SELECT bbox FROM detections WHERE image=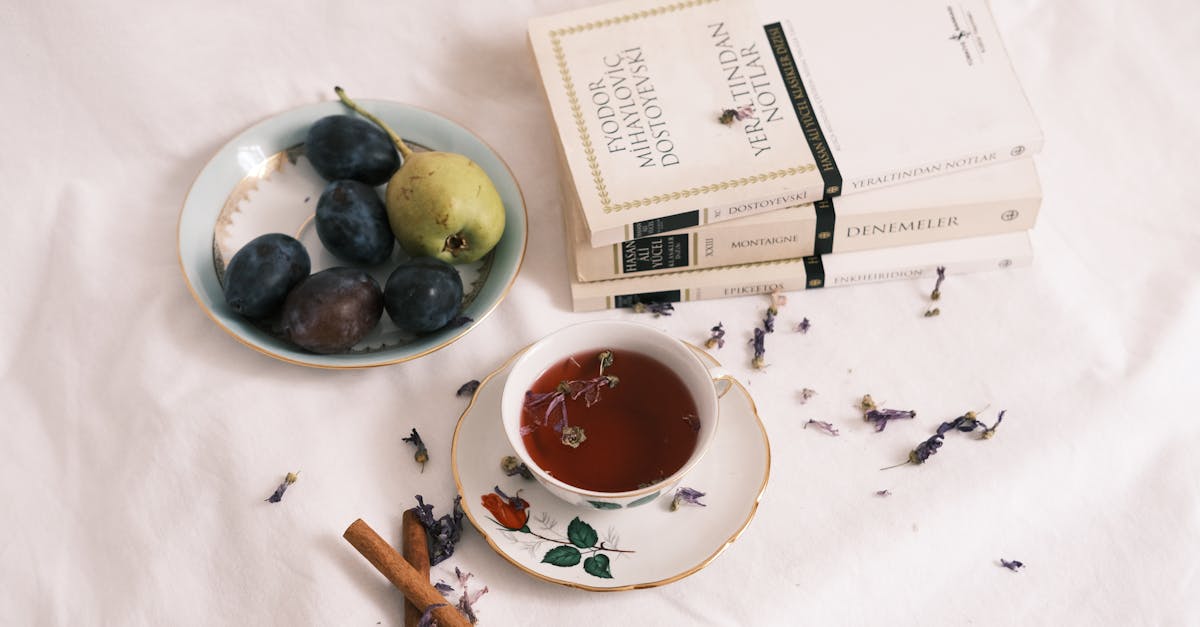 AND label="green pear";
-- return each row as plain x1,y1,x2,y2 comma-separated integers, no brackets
335,88,506,264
